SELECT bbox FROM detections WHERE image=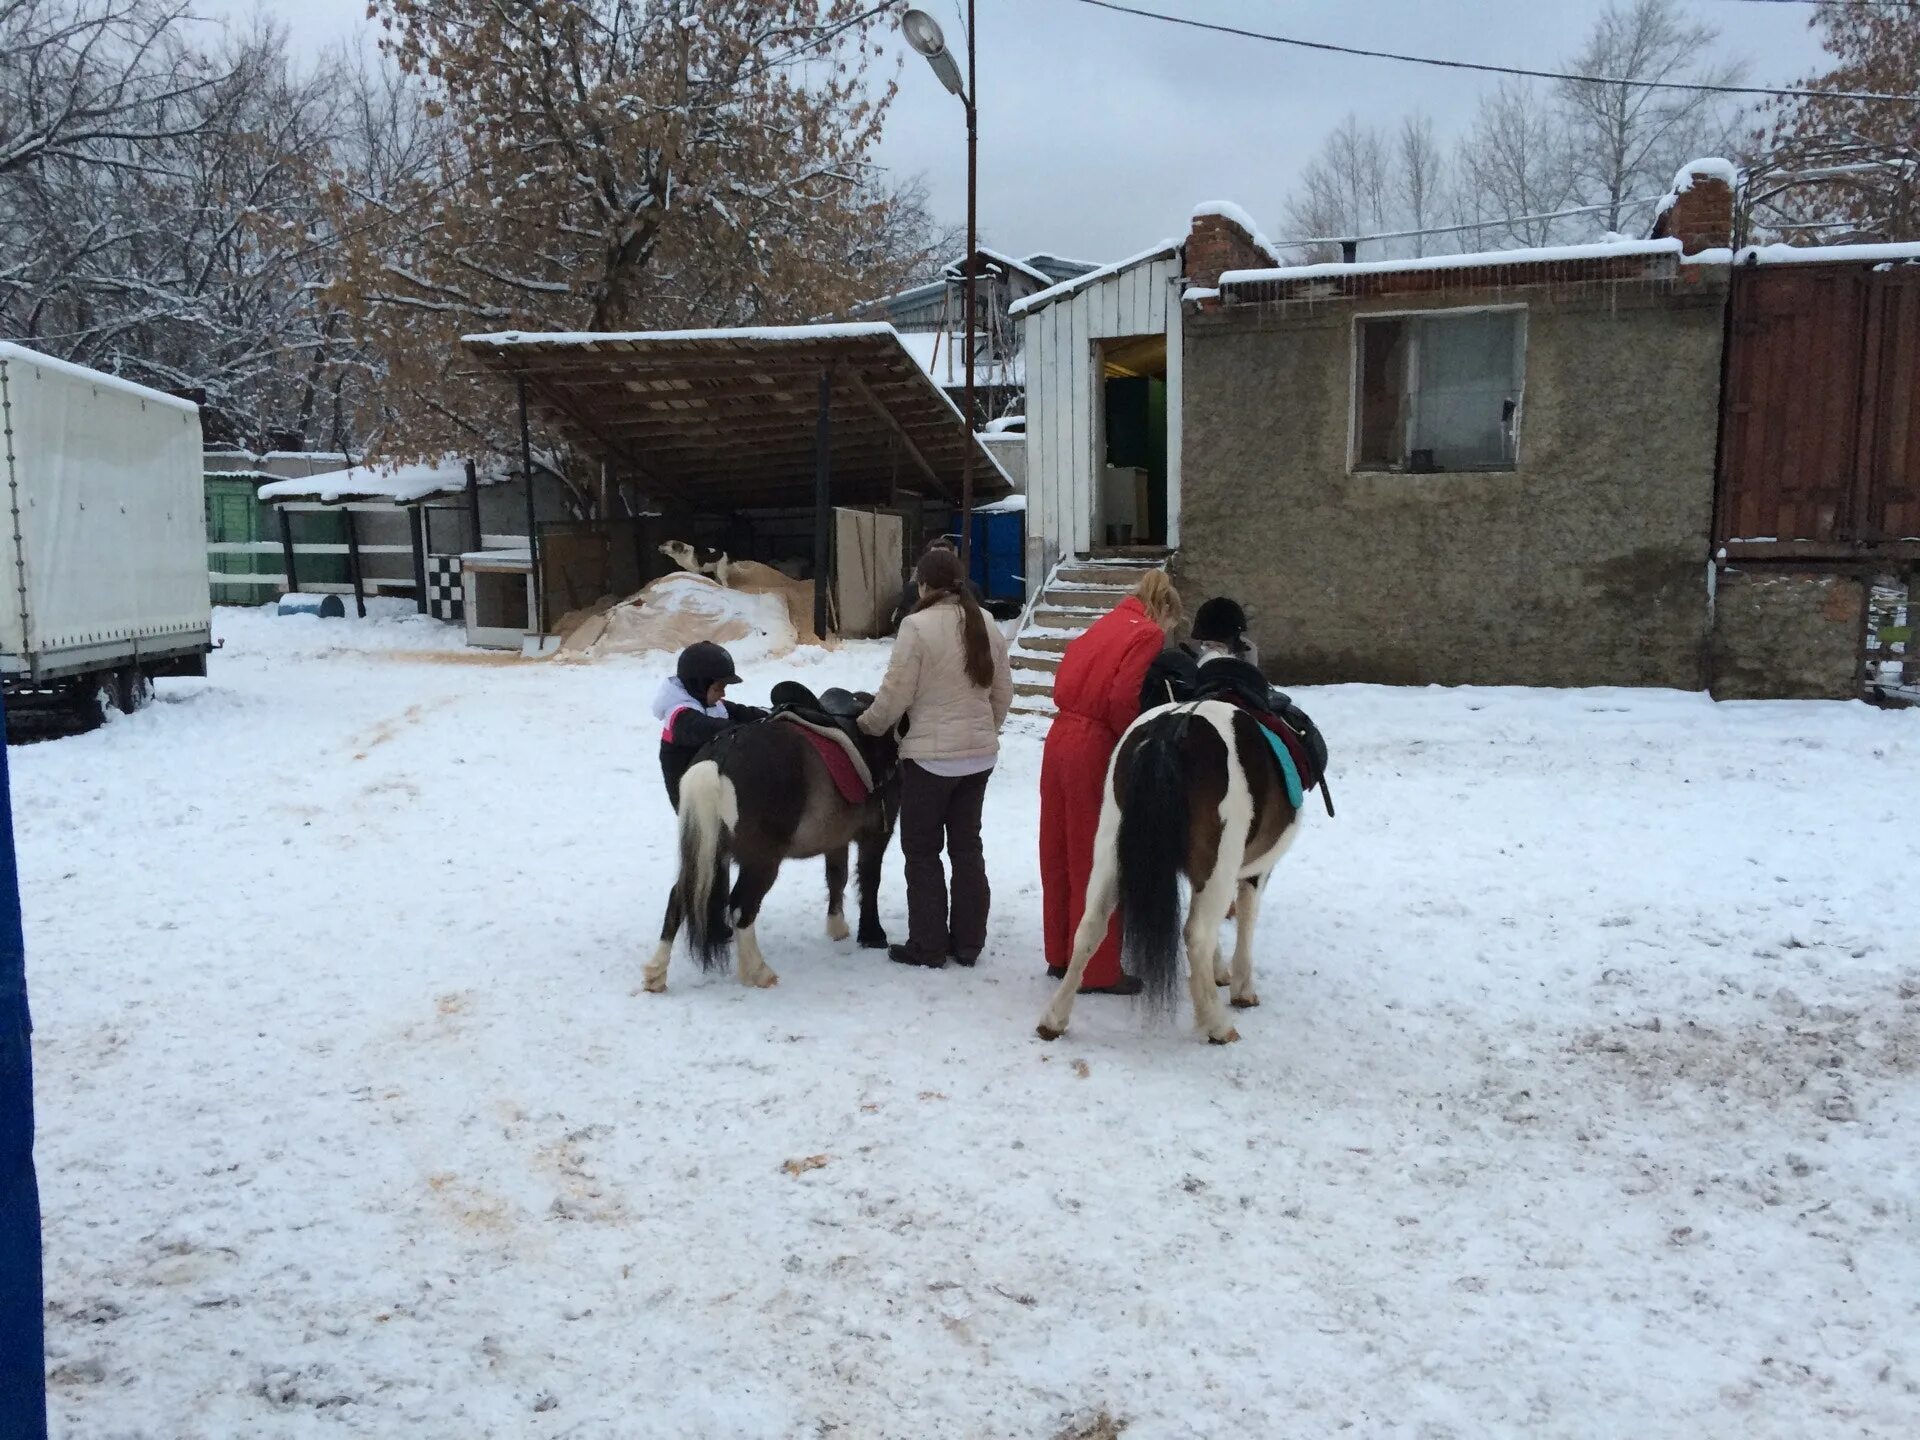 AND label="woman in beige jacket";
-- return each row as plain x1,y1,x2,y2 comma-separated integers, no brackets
859,547,1013,968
